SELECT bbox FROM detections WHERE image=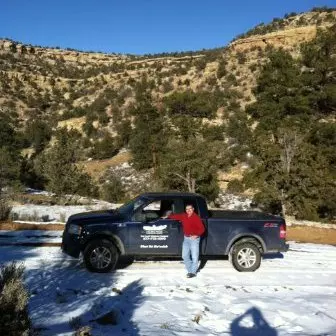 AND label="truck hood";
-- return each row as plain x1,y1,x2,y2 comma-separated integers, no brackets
68,209,124,224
